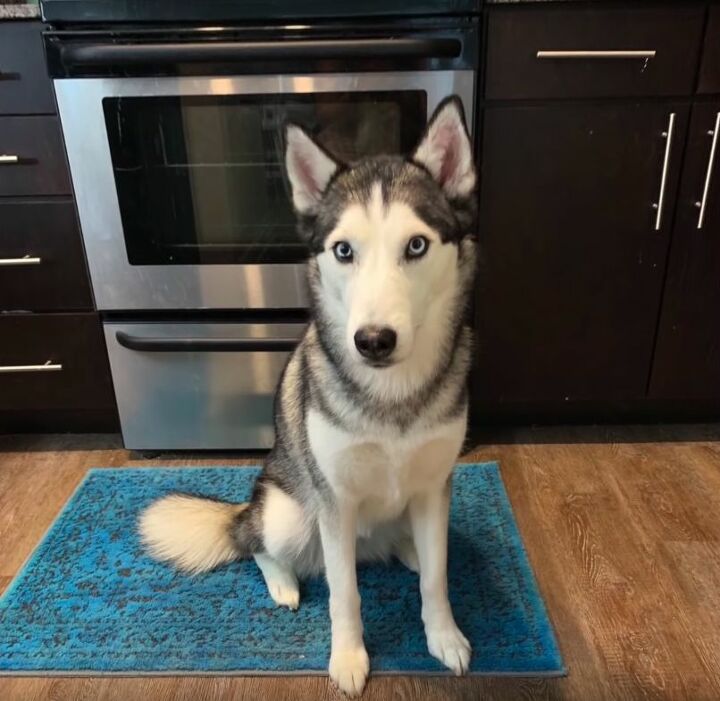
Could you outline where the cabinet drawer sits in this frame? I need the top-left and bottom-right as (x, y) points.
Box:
(0, 313), (114, 412)
(0, 22), (55, 115)
(0, 200), (92, 312)
(486, 6), (705, 99)
(0, 116), (71, 196)
(698, 7), (720, 94)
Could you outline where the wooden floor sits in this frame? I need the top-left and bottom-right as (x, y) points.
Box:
(1, 426), (720, 701)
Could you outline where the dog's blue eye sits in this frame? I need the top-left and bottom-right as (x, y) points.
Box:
(406, 235), (429, 260)
(332, 241), (354, 263)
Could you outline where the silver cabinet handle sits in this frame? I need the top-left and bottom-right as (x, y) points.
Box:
(0, 154), (20, 164)
(0, 360), (62, 373)
(695, 112), (720, 230)
(536, 50), (656, 59)
(0, 255), (42, 266)
(653, 112), (676, 231)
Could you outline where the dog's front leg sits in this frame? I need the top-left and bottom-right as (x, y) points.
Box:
(319, 504), (369, 696)
(409, 481), (471, 675)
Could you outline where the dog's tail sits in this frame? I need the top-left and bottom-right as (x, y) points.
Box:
(138, 494), (254, 574)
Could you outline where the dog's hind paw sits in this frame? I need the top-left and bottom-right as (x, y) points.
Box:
(269, 581), (300, 610)
(426, 621), (471, 675)
(329, 645), (370, 697)
(254, 553), (300, 610)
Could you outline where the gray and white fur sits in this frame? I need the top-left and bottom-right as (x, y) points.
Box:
(139, 96), (478, 696)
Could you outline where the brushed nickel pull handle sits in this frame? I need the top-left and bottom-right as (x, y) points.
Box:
(695, 112), (720, 230)
(652, 112), (676, 231)
(0, 360), (62, 373)
(0, 154), (20, 164)
(536, 50), (656, 59)
(0, 255), (42, 266)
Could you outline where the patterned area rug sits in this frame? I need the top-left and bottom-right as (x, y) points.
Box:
(0, 463), (564, 676)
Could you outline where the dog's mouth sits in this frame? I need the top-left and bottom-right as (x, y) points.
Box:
(362, 359), (395, 369)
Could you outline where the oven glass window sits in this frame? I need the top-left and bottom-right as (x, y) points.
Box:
(103, 92), (427, 265)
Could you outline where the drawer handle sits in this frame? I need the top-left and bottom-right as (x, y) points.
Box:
(536, 50), (656, 59)
(0, 255), (42, 266)
(0, 154), (20, 164)
(695, 112), (720, 230)
(0, 360), (62, 374)
(652, 112), (676, 231)
(116, 331), (298, 353)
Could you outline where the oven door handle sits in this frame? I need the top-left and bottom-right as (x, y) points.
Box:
(60, 38), (462, 67)
(116, 331), (298, 353)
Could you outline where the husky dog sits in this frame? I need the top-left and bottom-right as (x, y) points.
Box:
(139, 96), (477, 696)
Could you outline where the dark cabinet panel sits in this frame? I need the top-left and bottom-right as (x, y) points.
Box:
(0, 313), (115, 412)
(486, 6), (704, 100)
(475, 102), (688, 404)
(650, 102), (720, 400)
(0, 22), (55, 115)
(0, 200), (92, 312)
(0, 116), (71, 196)
(698, 7), (720, 95)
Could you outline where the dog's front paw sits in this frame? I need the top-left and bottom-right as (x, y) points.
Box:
(426, 621), (471, 675)
(329, 645), (370, 697)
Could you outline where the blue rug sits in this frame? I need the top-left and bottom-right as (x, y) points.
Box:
(0, 463), (564, 676)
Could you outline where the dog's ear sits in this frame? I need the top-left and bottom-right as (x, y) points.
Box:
(285, 125), (340, 214)
(412, 96), (475, 199)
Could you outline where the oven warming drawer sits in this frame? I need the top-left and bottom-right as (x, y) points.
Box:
(104, 322), (305, 450)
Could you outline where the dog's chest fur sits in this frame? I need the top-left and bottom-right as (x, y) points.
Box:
(307, 407), (465, 534)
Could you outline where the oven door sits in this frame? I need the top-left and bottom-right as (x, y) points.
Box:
(104, 321), (305, 449)
(55, 72), (474, 311)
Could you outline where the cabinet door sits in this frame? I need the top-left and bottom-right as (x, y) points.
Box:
(650, 102), (720, 400)
(475, 102), (687, 404)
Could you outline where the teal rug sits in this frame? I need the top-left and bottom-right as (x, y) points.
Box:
(0, 463), (564, 676)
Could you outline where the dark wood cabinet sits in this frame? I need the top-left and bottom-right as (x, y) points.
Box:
(472, 3), (720, 423)
(0, 21), (117, 433)
(475, 102), (688, 405)
(650, 102), (720, 401)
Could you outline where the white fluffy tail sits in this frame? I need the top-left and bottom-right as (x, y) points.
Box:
(138, 494), (247, 574)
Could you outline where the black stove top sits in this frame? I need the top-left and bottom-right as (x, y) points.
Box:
(41, 0), (480, 24)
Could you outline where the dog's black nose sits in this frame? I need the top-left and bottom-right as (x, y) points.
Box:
(354, 326), (397, 362)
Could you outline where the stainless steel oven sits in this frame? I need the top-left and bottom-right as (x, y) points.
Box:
(50, 28), (477, 312)
(45, 20), (478, 448)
